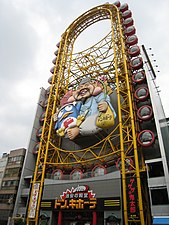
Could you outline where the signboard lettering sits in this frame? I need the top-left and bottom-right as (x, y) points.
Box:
(54, 185), (97, 210)
(28, 183), (40, 218)
(126, 177), (139, 219)
(55, 198), (97, 210)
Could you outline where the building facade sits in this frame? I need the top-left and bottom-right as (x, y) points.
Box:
(12, 87), (46, 219)
(13, 2), (169, 225)
(141, 45), (169, 223)
(0, 148), (26, 225)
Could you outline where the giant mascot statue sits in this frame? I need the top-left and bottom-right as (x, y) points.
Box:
(54, 77), (116, 140)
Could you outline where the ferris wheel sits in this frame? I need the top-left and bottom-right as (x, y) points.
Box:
(26, 2), (152, 225)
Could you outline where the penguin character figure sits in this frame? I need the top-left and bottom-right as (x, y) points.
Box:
(54, 101), (85, 137)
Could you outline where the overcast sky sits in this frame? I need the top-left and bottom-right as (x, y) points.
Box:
(0, 0), (169, 156)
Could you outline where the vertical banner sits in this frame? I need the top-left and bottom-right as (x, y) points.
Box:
(126, 177), (140, 220)
(28, 183), (40, 218)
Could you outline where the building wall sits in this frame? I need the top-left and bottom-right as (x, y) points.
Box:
(13, 87), (46, 217)
(43, 171), (121, 199)
(141, 46), (169, 218)
(0, 148), (26, 225)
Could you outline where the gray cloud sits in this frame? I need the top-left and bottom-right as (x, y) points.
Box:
(0, 1), (39, 80)
(0, 0), (169, 156)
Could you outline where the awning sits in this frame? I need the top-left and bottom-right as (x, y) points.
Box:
(153, 217), (169, 225)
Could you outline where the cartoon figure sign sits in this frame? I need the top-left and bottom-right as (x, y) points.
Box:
(54, 102), (85, 137)
(54, 77), (116, 140)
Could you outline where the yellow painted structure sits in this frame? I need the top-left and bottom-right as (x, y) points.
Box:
(26, 3), (149, 225)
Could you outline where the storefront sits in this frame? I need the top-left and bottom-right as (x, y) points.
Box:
(54, 185), (120, 224)
(40, 172), (122, 225)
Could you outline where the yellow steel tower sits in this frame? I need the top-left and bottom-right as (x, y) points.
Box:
(27, 3), (150, 225)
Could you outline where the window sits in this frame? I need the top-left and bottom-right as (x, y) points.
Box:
(151, 187), (169, 205)
(92, 165), (107, 177)
(148, 161), (164, 178)
(0, 194), (15, 204)
(0, 171), (3, 178)
(2, 180), (19, 187)
(0, 194), (11, 200)
(4, 168), (20, 177)
(8, 155), (24, 164)
(0, 160), (7, 168)
(70, 169), (83, 180)
(2, 181), (9, 187)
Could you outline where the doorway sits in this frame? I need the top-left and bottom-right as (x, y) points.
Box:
(62, 211), (92, 225)
(70, 222), (91, 225)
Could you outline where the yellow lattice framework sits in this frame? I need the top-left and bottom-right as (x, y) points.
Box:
(26, 3), (149, 225)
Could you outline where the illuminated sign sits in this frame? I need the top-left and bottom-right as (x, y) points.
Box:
(48, 185), (121, 211)
(54, 185), (97, 210)
(42, 198), (120, 211)
(60, 185), (95, 199)
(54, 198), (97, 210)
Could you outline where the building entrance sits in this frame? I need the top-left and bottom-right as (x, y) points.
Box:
(54, 211), (104, 225)
(69, 222), (91, 225)
(62, 211), (92, 225)
(70, 222), (91, 225)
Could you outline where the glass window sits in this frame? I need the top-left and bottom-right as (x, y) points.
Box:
(8, 155), (24, 164)
(126, 35), (138, 46)
(137, 88), (147, 97)
(151, 188), (169, 205)
(148, 161), (164, 178)
(137, 105), (152, 121)
(137, 130), (155, 147)
(92, 165), (107, 177)
(0, 171), (3, 178)
(2, 180), (19, 187)
(140, 106), (151, 117)
(0, 160), (7, 167)
(135, 72), (144, 80)
(4, 168), (20, 177)
(70, 169), (83, 180)
(53, 169), (63, 180)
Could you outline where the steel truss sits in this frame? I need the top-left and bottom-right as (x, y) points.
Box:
(27, 3), (147, 225)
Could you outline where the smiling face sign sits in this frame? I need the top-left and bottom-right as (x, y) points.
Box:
(73, 81), (95, 101)
(72, 78), (103, 101)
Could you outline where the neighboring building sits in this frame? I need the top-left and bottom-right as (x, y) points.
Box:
(13, 2), (169, 225)
(141, 45), (169, 222)
(0, 148), (26, 225)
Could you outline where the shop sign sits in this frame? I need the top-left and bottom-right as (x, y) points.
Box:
(54, 185), (97, 210)
(28, 183), (40, 218)
(126, 177), (139, 220)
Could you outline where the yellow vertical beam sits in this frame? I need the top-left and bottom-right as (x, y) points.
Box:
(117, 10), (145, 225)
(26, 32), (69, 225)
(110, 8), (129, 225)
